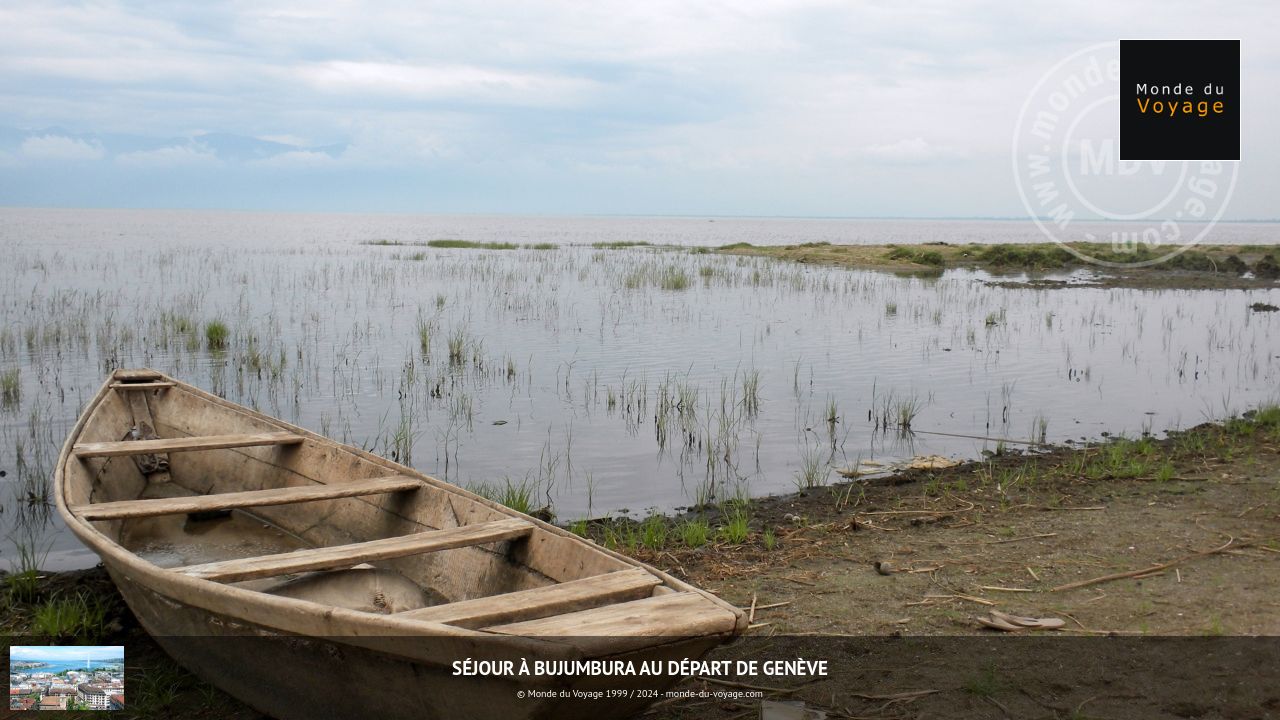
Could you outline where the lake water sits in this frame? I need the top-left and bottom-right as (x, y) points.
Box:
(1, 208), (1277, 569)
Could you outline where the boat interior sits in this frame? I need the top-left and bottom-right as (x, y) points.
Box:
(62, 370), (739, 642)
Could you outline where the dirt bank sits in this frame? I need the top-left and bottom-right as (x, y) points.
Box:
(715, 240), (1280, 290)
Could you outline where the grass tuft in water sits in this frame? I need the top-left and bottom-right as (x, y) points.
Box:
(1, 367), (19, 408)
(204, 320), (230, 349)
(426, 239), (519, 250)
(470, 477), (537, 515)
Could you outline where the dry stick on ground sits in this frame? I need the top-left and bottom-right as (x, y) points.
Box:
(1051, 537), (1248, 592)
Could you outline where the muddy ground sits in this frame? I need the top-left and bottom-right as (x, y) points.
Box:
(3, 413), (1278, 719)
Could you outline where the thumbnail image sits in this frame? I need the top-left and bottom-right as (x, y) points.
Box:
(9, 646), (124, 712)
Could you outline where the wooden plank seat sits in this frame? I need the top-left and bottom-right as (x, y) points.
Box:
(74, 431), (303, 458)
(71, 475), (424, 520)
(110, 381), (177, 389)
(481, 593), (739, 652)
(397, 568), (662, 628)
(175, 518), (534, 583)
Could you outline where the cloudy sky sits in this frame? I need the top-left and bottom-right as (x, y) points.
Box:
(1, 1), (1277, 217)
(10, 645), (122, 662)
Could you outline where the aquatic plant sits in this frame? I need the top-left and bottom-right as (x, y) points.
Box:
(426, 239), (519, 249)
(0, 367), (19, 408)
(204, 320), (230, 349)
(470, 477), (537, 515)
(794, 442), (829, 489)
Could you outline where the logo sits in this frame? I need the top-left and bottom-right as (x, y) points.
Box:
(1012, 42), (1239, 268)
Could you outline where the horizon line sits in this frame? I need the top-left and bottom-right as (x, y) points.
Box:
(1, 206), (1277, 224)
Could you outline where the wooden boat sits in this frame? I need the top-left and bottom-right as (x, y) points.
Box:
(56, 369), (745, 719)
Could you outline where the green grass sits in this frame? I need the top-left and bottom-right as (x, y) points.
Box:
(885, 245), (945, 267)
(31, 592), (110, 642)
(659, 267), (691, 290)
(762, 527), (778, 551)
(1255, 253), (1280, 279)
(795, 444), (829, 489)
(677, 517), (710, 548)
(717, 242), (754, 250)
(447, 328), (467, 365)
(6, 532), (51, 603)
(133, 663), (192, 716)
(525, 242), (558, 250)
(426, 239), (519, 250)
(469, 477), (537, 515)
(416, 317), (433, 355)
(639, 514), (669, 551)
(977, 244), (1074, 269)
(5, 569), (40, 604)
(1083, 435), (1158, 480)
(1, 367), (19, 407)
(204, 320), (230, 349)
(1225, 403), (1280, 437)
(718, 503), (750, 544)
(591, 240), (652, 249)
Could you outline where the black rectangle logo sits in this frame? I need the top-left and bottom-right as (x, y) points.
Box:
(1120, 39), (1239, 160)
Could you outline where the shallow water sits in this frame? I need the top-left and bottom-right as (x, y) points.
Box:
(1, 208), (1277, 569)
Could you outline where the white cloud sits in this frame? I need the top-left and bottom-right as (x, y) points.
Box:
(115, 144), (220, 167)
(20, 134), (104, 160)
(292, 61), (599, 107)
(860, 138), (967, 164)
(248, 150), (335, 168)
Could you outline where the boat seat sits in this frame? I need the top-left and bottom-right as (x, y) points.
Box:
(174, 518), (535, 583)
(73, 431), (303, 458)
(482, 593), (739, 653)
(71, 475), (424, 520)
(397, 568), (662, 628)
(110, 381), (176, 389)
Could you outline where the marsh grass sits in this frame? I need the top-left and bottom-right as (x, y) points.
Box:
(660, 266), (691, 290)
(591, 241), (652, 249)
(416, 315), (434, 355)
(885, 246), (945, 267)
(0, 367), (19, 408)
(470, 477), (537, 515)
(204, 320), (229, 349)
(426, 239), (519, 250)
(795, 442), (829, 489)
(741, 370), (762, 416)
(5, 529), (52, 604)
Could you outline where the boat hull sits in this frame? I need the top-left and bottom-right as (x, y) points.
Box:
(57, 371), (743, 720)
(109, 562), (722, 720)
